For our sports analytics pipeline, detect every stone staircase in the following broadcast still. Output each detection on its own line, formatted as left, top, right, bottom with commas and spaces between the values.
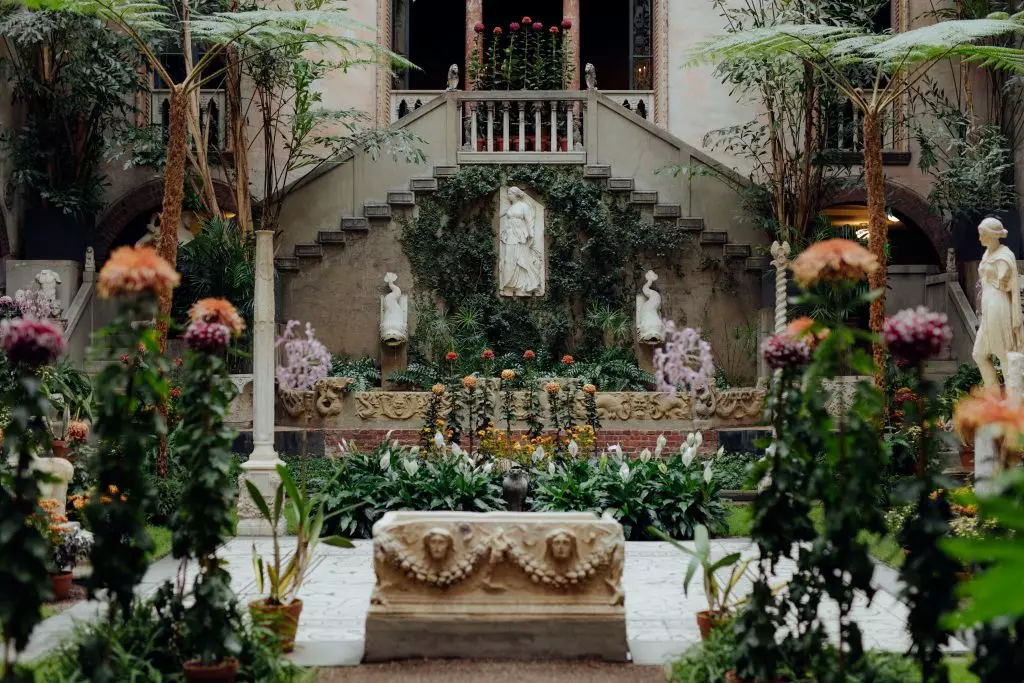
275, 163, 766, 275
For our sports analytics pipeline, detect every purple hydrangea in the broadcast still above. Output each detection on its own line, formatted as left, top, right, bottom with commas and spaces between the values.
884, 307, 952, 365
0, 295, 17, 319
184, 321, 231, 354
276, 320, 331, 391
653, 320, 714, 394
762, 333, 811, 371
0, 318, 65, 367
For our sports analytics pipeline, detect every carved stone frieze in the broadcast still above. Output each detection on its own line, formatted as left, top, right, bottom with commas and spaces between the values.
595, 392, 691, 421
278, 389, 314, 419
714, 388, 766, 422
314, 377, 353, 417
355, 392, 430, 420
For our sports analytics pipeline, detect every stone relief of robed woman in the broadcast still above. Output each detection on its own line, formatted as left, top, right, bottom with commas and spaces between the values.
498, 186, 545, 297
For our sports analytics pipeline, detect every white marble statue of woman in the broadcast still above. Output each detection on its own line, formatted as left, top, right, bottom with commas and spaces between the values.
379, 272, 408, 346
636, 270, 664, 343
973, 217, 1024, 388
499, 187, 543, 296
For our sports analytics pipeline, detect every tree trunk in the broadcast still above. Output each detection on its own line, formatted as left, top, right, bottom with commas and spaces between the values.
155, 86, 188, 478
862, 110, 887, 387
226, 42, 253, 232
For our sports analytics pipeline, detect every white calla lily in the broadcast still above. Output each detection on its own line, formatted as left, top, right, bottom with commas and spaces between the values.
682, 445, 695, 468
703, 463, 713, 484
619, 461, 631, 482
655, 434, 667, 458
434, 431, 445, 449
716, 446, 724, 459
686, 432, 695, 448
409, 446, 420, 456
694, 431, 703, 448
451, 443, 463, 457
568, 439, 579, 457
639, 448, 652, 463
380, 450, 391, 470
533, 446, 546, 463
385, 430, 394, 441
404, 458, 420, 476
658, 462, 668, 475
548, 461, 556, 475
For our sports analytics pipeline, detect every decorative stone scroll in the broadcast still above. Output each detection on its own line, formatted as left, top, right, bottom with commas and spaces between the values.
363, 511, 627, 662
354, 392, 430, 421
595, 392, 690, 421
714, 388, 767, 422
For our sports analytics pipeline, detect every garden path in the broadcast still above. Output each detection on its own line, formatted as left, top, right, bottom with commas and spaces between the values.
21, 539, 968, 667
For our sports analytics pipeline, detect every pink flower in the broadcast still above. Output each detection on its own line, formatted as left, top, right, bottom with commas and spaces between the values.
653, 320, 714, 395
561, 354, 574, 366
67, 420, 89, 442
532, 22, 543, 31
474, 22, 485, 33
120, 354, 131, 365
884, 307, 951, 365
762, 334, 811, 371
509, 21, 521, 31
481, 349, 495, 360
561, 19, 573, 30
445, 351, 458, 362
170, 387, 181, 399
493, 26, 503, 35
522, 15, 532, 24
184, 321, 231, 354
549, 26, 559, 34
0, 295, 16, 319
275, 320, 331, 391
0, 318, 65, 367
523, 349, 536, 360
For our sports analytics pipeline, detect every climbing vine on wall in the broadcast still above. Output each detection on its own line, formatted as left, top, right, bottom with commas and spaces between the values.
399, 165, 693, 360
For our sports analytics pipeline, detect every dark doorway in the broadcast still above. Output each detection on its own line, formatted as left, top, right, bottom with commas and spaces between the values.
581, 0, 629, 90
393, 0, 466, 90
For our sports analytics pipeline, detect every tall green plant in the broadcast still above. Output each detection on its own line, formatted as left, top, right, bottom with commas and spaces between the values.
174, 217, 255, 330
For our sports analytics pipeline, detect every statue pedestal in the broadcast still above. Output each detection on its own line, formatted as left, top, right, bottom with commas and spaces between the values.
364, 511, 627, 662
1006, 352, 1024, 399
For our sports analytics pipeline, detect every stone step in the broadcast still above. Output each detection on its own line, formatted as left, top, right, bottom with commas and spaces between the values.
607, 178, 635, 192
433, 165, 459, 178
583, 164, 612, 179
630, 191, 658, 205
275, 256, 299, 273
653, 204, 682, 219
317, 230, 346, 246
294, 243, 323, 259
723, 243, 751, 259
387, 191, 415, 206
364, 202, 392, 220
341, 217, 369, 232
745, 256, 770, 272
700, 230, 728, 245
924, 360, 960, 382
677, 217, 705, 232
410, 177, 438, 192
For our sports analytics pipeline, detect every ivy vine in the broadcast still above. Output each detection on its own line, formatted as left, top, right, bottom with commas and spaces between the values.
399, 165, 693, 359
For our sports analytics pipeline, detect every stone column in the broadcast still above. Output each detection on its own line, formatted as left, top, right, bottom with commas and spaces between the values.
770, 240, 791, 334
974, 423, 1000, 496
563, 0, 580, 89
1006, 351, 1024, 400
238, 229, 284, 536
465, 0, 483, 90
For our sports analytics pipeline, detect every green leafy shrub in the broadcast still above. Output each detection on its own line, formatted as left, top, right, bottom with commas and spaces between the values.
711, 451, 761, 491
329, 355, 381, 391
668, 625, 738, 683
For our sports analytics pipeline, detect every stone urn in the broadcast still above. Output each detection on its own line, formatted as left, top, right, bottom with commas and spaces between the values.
501, 466, 529, 511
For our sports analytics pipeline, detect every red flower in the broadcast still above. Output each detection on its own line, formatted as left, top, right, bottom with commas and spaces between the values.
481, 349, 495, 360
445, 351, 458, 362
493, 26, 503, 35
0, 318, 64, 367
509, 21, 521, 31
532, 22, 543, 31
174, 357, 183, 367
184, 321, 231, 354
523, 349, 536, 360
561, 354, 574, 365
561, 19, 572, 30
884, 307, 951, 366
120, 354, 131, 365
522, 15, 532, 23
474, 22, 485, 33
170, 387, 181, 399
549, 26, 559, 34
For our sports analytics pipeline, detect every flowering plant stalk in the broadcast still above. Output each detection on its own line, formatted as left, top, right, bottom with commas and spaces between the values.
500, 370, 517, 440
522, 352, 544, 438
0, 318, 64, 675
583, 383, 601, 432
421, 384, 446, 447
170, 302, 242, 666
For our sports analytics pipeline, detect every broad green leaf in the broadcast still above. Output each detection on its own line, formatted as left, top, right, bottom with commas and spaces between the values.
245, 480, 272, 521
322, 536, 355, 548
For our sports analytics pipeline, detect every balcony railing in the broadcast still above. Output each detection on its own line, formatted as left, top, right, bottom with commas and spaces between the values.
456, 91, 588, 164
150, 89, 227, 152
392, 89, 654, 125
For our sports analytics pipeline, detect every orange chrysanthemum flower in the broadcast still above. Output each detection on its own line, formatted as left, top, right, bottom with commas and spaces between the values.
583, 383, 597, 395
431, 383, 446, 395
790, 239, 879, 288
97, 246, 180, 299
953, 388, 1024, 445
501, 369, 516, 381
784, 316, 829, 347
545, 382, 561, 394
189, 298, 246, 337
462, 375, 478, 390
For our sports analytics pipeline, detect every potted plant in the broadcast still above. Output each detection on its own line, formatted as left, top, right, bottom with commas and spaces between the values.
654, 523, 750, 640
37, 499, 91, 600
246, 464, 352, 652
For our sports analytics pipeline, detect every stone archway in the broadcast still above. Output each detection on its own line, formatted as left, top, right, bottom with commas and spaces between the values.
822, 181, 949, 260
94, 178, 236, 262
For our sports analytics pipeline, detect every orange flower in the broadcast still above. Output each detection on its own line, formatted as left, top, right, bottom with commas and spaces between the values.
189, 298, 245, 337
545, 382, 561, 394
67, 419, 89, 442
501, 369, 516, 381
462, 375, 478, 390
583, 383, 597, 395
432, 383, 446, 395
561, 355, 575, 366
953, 388, 1024, 444
784, 316, 829, 347
97, 246, 180, 299
790, 239, 879, 287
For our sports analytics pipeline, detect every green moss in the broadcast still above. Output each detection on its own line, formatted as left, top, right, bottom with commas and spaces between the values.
145, 525, 172, 562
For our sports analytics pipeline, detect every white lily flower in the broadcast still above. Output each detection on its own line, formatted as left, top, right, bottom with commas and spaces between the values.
385, 430, 394, 441
765, 443, 777, 458
434, 431, 445, 449
619, 461, 631, 482
533, 446, 546, 463
380, 450, 391, 470
655, 434, 667, 458
568, 440, 579, 457
682, 445, 695, 468
716, 446, 724, 459
639, 448, 652, 463
392, 440, 400, 451
658, 462, 669, 475
686, 432, 695, 448
409, 446, 421, 456
404, 458, 420, 477
608, 444, 623, 459
694, 431, 703, 448
483, 462, 494, 474
451, 443, 463, 458
548, 461, 556, 475
703, 463, 713, 484
340, 438, 349, 453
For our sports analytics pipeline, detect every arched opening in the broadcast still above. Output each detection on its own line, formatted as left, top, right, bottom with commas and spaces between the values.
821, 203, 941, 267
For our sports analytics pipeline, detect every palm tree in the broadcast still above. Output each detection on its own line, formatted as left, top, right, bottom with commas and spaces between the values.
18, 0, 398, 348
689, 17, 1024, 379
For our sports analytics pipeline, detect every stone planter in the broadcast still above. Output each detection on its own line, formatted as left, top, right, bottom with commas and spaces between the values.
249, 598, 303, 653
49, 571, 73, 600
183, 659, 238, 683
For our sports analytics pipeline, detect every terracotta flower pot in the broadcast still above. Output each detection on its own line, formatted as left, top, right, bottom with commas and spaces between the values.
50, 571, 73, 600
695, 609, 723, 641
52, 440, 70, 460
183, 659, 238, 683
959, 443, 975, 469
249, 598, 303, 653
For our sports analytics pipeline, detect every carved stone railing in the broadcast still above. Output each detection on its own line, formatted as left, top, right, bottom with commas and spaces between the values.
456, 91, 589, 164
603, 91, 653, 120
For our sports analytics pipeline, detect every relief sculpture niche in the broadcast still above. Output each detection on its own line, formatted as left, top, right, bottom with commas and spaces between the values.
498, 186, 545, 298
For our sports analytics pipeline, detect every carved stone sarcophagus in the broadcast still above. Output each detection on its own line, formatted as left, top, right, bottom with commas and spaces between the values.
363, 511, 628, 662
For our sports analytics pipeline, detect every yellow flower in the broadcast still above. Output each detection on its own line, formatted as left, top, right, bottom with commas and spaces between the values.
583, 383, 597, 395
108, 484, 120, 495
501, 369, 516, 381
189, 298, 246, 337
97, 245, 180, 299
462, 375, 478, 390
790, 238, 879, 287
432, 384, 446, 395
